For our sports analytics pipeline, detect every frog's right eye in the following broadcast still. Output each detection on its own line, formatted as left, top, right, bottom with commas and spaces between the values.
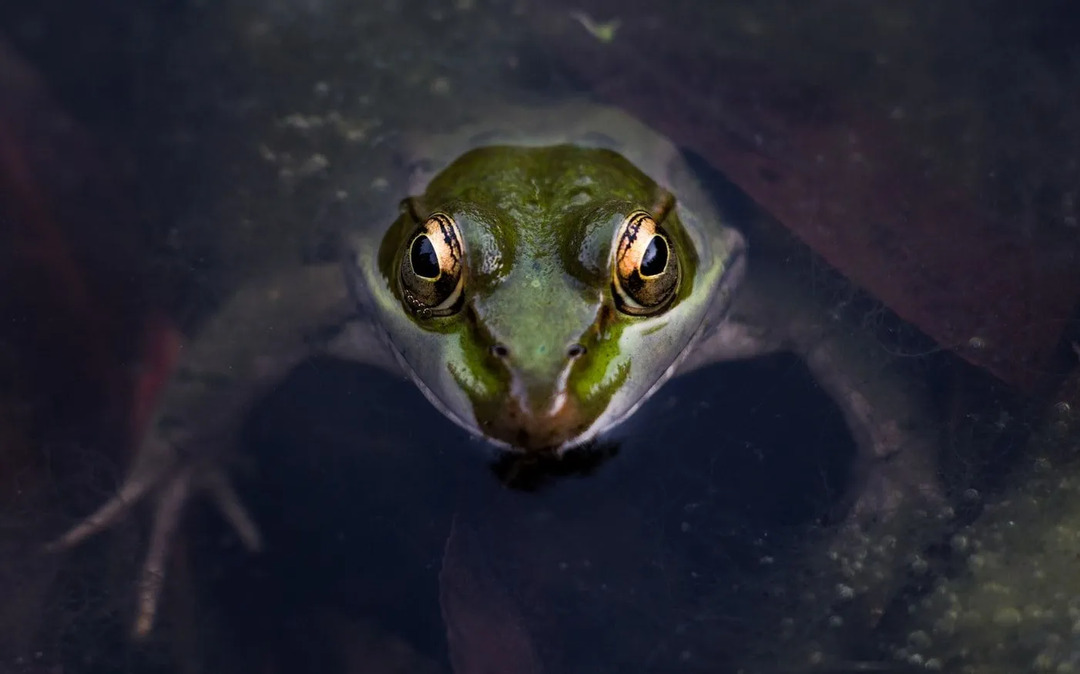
611, 210, 680, 316
400, 213, 466, 318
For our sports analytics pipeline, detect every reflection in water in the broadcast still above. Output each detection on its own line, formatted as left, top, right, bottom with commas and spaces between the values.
0, 1, 1078, 673
489, 442, 621, 491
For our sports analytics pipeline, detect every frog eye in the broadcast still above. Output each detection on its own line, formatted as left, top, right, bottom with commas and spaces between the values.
400, 213, 465, 318
611, 210, 680, 316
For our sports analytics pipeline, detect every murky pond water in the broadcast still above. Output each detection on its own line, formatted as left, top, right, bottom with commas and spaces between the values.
1, 1, 1079, 673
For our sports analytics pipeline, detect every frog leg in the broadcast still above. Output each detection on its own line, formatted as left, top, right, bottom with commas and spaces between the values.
687, 268, 955, 662
49, 263, 401, 636
678, 267, 942, 522
792, 321, 943, 520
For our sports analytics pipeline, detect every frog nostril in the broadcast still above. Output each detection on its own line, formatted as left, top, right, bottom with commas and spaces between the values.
491, 344, 510, 359
567, 344, 586, 359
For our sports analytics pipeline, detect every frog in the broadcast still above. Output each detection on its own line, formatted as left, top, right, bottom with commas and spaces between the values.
50, 99, 941, 639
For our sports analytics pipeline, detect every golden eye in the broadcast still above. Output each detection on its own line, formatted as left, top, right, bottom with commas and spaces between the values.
612, 210, 679, 316
400, 212, 465, 318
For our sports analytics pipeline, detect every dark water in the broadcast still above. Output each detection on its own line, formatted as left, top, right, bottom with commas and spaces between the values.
220, 354, 854, 673
1, 1, 1079, 673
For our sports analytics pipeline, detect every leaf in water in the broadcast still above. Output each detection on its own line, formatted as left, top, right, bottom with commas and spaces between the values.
440, 513, 544, 674
525, 0, 1080, 390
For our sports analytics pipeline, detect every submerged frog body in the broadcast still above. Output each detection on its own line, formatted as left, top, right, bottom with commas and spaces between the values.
53, 101, 939, 635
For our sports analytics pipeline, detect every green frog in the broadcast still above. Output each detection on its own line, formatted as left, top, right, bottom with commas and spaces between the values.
52, 100, 939, 637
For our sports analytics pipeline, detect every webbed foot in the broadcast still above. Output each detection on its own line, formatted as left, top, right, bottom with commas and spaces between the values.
48, 434, 261, 637
45, 268, 373, 637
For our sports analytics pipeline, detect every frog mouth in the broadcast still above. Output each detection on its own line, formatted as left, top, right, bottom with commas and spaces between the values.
400, 365, 589, 453
476, 388, 593, 452
393, 342, 596, 453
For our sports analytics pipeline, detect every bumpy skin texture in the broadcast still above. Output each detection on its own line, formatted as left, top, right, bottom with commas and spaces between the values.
51, 101, 939, 642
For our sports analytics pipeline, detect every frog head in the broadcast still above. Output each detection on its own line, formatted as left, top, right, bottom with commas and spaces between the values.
353, 144, 744, 453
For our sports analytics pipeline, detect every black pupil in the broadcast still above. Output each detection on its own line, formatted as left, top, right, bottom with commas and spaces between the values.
411, 235, 440, 278
640, 236, 668, 276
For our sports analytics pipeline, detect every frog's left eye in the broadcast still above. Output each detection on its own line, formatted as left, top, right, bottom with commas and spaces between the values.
400, 213, 465, 318
612, 210, 680, 316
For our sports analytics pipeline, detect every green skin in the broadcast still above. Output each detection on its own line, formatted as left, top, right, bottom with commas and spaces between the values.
53, 102, 940, 637
352, 144, 739, 451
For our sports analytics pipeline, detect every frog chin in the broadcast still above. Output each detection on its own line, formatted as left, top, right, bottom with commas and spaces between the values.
483, 354, 691, 455
392, 343, 700, 457
405, 367, 594, 454
383, 326, 697, 456
401, 356, 676, 456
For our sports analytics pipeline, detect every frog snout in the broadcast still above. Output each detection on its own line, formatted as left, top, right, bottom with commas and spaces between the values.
486, 391, 589, 451
484, 341, 591, 451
